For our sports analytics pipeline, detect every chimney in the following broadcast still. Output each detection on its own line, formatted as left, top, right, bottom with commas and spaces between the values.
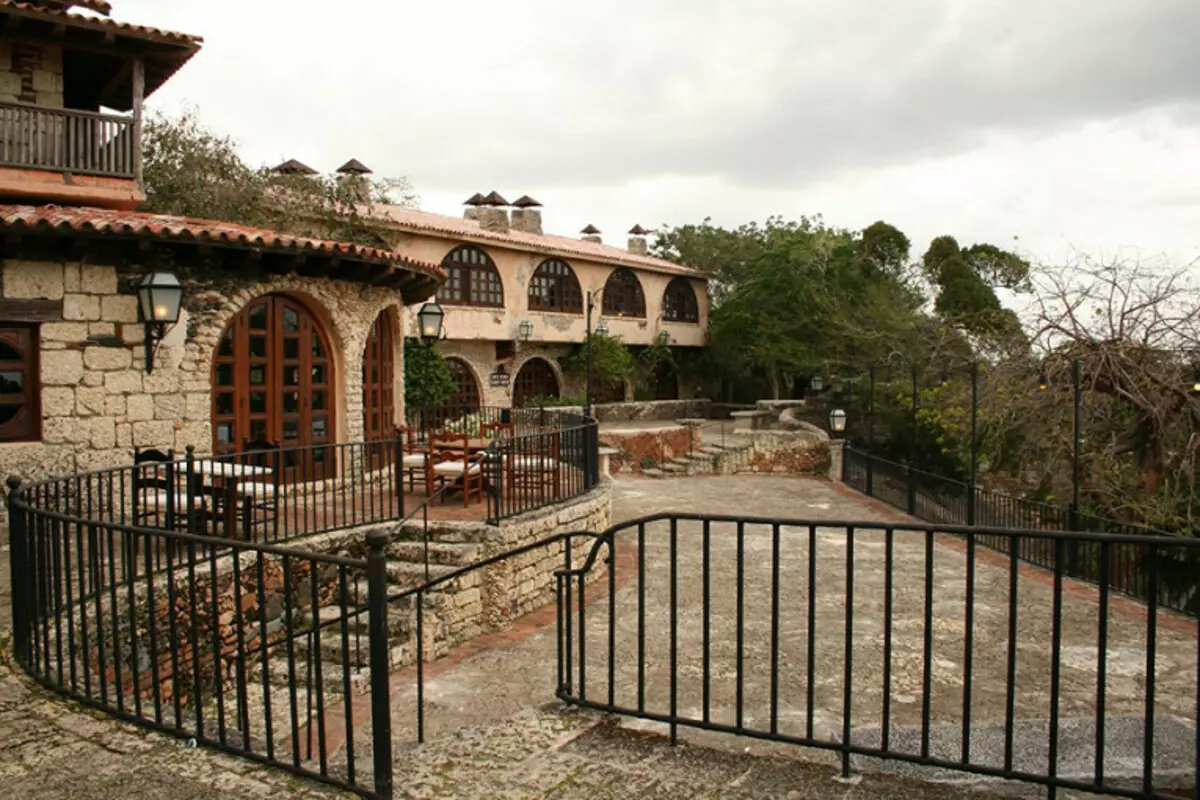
627, 224, 649, 255
464, 191, 510, 233
510, 195, 543, 235
336, 158, 373, 204
580, 224, 602, 244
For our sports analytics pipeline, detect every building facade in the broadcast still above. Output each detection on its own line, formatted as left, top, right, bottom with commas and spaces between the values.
0, 1, 440, 480
379, 199, 708, 410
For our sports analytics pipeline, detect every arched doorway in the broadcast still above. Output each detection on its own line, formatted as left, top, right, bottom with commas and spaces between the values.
513, 357, 560, 407
362, 310, 396, 442
653, 361, 678, 400
212, 294, 336, 481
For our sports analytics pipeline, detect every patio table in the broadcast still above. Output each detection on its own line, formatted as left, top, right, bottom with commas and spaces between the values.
160, 459, 274, 537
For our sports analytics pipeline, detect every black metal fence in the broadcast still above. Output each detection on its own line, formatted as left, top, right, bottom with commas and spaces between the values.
6, 475, 395, 798
843, 447, 1200, 616
487, 419, 600, 522
559, 513, 1200, 799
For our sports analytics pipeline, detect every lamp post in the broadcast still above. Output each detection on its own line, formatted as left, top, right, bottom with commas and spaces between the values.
867, 366, 876, 495
968, 361, 979, 525
585, 291, 607, 415
136, 270, 183, 373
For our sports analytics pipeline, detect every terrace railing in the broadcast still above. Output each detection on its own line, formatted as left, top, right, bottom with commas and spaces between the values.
559, 513, 1200, 799
843, 446, 1200, 616
0, 100, 138, 179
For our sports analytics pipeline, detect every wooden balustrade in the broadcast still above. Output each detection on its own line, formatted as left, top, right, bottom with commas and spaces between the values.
0, 100, 137, 180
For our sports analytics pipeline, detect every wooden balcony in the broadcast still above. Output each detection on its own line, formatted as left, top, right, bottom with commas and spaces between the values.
0, 101, 139, 181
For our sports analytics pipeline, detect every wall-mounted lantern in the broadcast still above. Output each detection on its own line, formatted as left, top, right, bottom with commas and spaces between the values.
136, 270, 183, 374
489, 364, 511, 387
518, 319, 534, 342
810, 375, 825, 392
656, 330, 671, 346
595, 318, 609, 338
417, 301, 445, 342
830, 408, 847, 434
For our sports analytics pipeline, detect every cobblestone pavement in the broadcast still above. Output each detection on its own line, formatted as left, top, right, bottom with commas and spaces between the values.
0, 475, 1193, 797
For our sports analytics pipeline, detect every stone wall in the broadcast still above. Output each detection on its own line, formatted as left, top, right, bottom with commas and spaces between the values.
0, 256, 408, 480
600, 425, 697, 474
592, 398, 711, 422
0, 40, 63, 107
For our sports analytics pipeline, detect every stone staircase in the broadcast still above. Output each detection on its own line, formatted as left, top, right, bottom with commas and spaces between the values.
641, 438, 754, 479
267, 529, 485, 697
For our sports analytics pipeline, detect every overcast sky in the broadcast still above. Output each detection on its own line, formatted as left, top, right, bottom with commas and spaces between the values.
121, 0, 1200, 268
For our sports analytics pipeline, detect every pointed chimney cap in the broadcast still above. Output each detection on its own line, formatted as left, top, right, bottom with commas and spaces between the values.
628, 224, 649, 236
464, 192, 487, 206
481, 191, 510, 207
580, 224, 601, 235
336, 158, 373, 175
272, 158, 318, 176
512, 195, 543, 208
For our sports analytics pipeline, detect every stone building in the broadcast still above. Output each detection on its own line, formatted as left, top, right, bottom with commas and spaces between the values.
0, 1, 442, 480
376, 196, 709, 409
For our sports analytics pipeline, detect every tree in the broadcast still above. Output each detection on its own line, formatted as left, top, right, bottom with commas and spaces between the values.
559, 334, 636, 394
403, 340, 455, 410
141, 110, 417, 247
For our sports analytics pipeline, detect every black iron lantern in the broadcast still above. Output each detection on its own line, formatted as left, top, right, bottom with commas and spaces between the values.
830, 408, 847, 434
518, 319, 534, 341
1191, 366, 1200, 396
417, 301, 445, 342
1037, 372, 1050, 391
136, 270, 183, 373
595, 318, 609, 337
810, 375, 825, 392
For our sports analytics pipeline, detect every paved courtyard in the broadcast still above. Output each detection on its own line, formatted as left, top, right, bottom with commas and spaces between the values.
0, 474, 1195, 797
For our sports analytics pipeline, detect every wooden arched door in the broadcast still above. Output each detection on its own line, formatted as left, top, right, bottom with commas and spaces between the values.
513, 357, 560, 408
212, 294, 336, 481
362, 310, 395, 442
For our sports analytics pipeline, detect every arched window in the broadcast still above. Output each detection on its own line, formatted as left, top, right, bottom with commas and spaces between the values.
443, 357, 481, 413
212, 294, 336, 481
513, 357, 560, 407
601, 268, 645, 318
0, 325, 39, 442
362, 310, 396, 442
437, 245, 504, 307
662, 277, 699, 323
528, 259, 582, 313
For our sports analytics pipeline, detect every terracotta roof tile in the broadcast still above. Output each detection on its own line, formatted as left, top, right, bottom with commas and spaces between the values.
0, 205, 445, 283
0, 0, 203, 45
373, 206, 701, 277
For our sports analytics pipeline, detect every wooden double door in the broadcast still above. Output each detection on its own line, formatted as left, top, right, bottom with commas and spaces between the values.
212, 295, 335, 481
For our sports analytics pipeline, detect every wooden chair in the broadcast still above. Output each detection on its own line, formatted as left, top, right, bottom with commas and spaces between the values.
397, 424, 428, 493
132, 447, 180, 528
480, 421, 514, 440
426, 431, 487, 507
237, 436, 281, 540
507, 431, 562, 505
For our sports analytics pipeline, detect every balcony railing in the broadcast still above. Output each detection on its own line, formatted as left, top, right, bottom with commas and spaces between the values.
0, 100, 138, 180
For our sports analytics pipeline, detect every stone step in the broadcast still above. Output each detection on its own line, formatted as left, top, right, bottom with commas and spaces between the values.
387, 540, 481, 567
640, 468, 666, 479
266, 655, 373, 695
385, 560, 459, 589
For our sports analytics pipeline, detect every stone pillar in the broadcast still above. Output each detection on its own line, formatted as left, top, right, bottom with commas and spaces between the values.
827, 438, 846, 481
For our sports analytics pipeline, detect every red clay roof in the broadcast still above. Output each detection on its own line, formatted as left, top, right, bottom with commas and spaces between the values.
0, 204, 445, 281
0, 0, 203, 45
375, 206, 702, 278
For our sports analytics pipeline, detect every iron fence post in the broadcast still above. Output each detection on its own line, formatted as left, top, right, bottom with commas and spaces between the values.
968, 362, 978, 526
366, 530, 394, 800
866, 366, 876, 496
908, 363, 918, 516
6, 476, 25, 662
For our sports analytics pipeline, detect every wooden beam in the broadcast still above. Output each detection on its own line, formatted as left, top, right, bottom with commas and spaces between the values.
0, 299, 62, 323
131, 57, 144, 185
